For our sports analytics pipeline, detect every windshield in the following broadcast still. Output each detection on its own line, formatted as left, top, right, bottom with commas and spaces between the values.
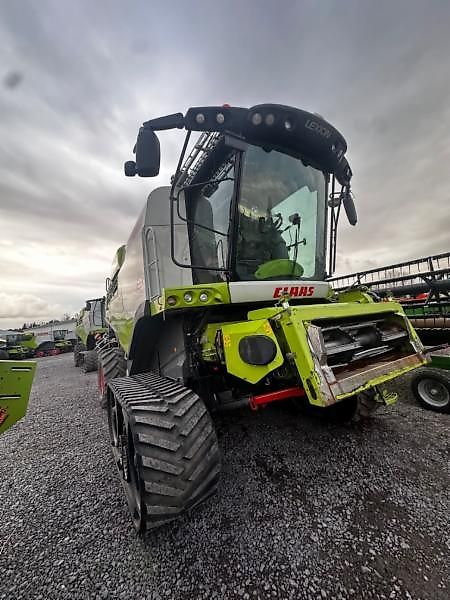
188, 143, 326, 283
236, 145, 326, 281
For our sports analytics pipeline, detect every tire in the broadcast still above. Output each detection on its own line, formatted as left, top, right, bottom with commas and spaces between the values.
108, 373, 221, 532
74, 343, 86, 367
98, 346, 126, 407
411, 368, 450, 414
0, 349, 8, 360
83, 350, 98, 373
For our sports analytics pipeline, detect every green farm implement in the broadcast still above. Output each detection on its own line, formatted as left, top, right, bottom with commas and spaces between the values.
0, 360, 36, 435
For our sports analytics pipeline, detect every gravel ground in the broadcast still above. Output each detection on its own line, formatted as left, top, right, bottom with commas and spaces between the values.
1, 353, 449, 600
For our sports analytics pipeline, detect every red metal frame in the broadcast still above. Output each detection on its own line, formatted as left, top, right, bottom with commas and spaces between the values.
249, 386, 305, 411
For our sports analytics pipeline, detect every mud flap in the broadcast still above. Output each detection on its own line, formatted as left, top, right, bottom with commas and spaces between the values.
0, 361, 36, 435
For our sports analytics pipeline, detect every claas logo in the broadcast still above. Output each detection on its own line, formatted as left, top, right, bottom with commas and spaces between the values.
273, 286, 315, 299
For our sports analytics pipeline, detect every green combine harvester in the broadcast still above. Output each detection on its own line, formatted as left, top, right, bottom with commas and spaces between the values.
74, 298, 107, 372
2, 332, 37, 359
96, 103, 427, 531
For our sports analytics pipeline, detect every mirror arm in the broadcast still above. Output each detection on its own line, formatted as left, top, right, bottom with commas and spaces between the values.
143, 112, 185, 131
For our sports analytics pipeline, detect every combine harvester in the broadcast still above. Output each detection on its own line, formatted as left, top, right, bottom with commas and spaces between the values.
1, 332, 37, 359
74, 298, 107, 372
96, 103, 428, 531
330, 252, 450, 412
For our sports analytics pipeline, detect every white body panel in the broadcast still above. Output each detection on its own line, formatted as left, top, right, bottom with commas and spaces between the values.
228, 281, 330, 303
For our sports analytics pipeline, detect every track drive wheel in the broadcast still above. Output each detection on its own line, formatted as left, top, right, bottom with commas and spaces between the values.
107, 373, 221, 532
74, 343, 86, 367
83, 349, 98, 373
411, 367, 450, 413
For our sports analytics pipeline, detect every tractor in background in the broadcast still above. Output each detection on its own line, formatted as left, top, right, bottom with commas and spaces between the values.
2, 332, 37, 359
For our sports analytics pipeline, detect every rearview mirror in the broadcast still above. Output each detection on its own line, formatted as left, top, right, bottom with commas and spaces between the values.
126, 128, 161, 177
343, 190, 357, 226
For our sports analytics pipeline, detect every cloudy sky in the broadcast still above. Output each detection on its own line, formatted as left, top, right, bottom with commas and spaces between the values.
1, 0, 449, 328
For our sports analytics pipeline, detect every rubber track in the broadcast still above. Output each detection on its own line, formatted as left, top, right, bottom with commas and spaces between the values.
83, 350, 98, 373
100, 346, 126, 382
108, 372, 221, 530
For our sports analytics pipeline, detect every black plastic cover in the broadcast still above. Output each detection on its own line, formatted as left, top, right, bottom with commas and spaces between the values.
238, 335, 277, 366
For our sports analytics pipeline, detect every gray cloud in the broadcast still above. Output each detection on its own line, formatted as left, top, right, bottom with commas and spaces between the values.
1, 0, 449, 326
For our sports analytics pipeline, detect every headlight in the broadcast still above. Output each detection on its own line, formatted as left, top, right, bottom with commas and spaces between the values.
199, 292, 208, 302
251, 112, 262, 125
166, 296, 177, 306
183, 292, 193, 303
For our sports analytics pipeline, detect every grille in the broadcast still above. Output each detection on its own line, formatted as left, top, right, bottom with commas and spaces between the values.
311, 315, 410, 370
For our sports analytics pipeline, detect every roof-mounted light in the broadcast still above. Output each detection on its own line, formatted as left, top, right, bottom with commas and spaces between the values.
251, 113, 262, 125
216, 113, 225, 124
265, 113, 275, 126
195, 113, 206, 125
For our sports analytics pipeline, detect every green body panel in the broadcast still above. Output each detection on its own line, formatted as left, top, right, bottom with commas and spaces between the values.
109, 264, 425, 406
108, 282, 231, 355
0, 360, 36, 435
18, 334, 37, 351
221, 319, 284, 384
429, 353, 450, 370
7, 346, 26, 360
250, 302, 424, 405
107, 315, 135, 356
151, 282, 231, 315
336, 289, 374, 304
199, 300, 425, 407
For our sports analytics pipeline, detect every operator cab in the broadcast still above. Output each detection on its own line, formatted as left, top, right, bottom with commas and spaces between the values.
125, 104, 357, 282
187, 140, 326, 283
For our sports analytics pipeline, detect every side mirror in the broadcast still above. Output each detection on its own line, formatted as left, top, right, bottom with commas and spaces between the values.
125, 128, 161, 177
343, 190, 357, 226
